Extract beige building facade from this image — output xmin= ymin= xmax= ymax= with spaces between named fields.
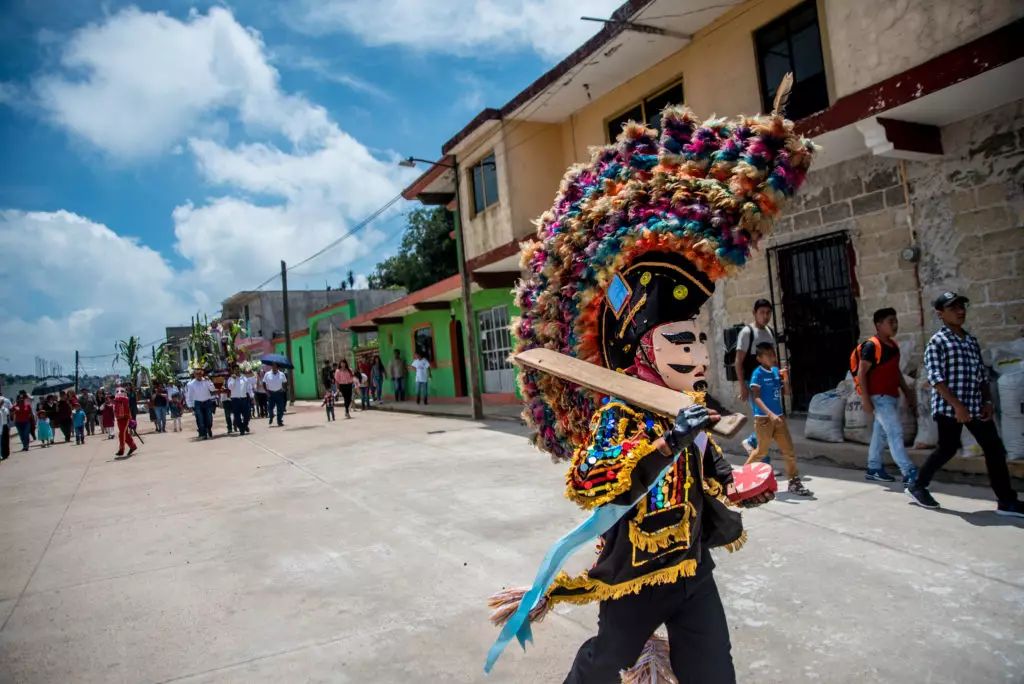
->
xmin=422 ymin=0 xmax=1023 ymax=411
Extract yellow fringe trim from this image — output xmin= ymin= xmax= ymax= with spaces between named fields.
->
xmin=546 ymin=558 xmax=700 ymax=608
xmin=627 ymin=503 xmax=695 ymax=553
xmin=722 ymin=530 xmax=748 ymax=553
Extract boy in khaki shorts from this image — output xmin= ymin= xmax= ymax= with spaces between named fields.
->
xmin=744 ymin=342 xmax=812 ymax=496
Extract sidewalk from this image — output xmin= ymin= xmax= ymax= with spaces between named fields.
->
xmin=294 ymin=398 xmax=525 ymax=422
xmin=717 ymin=416 xmax=1024 ymax=484
xmin=319 ymin=400 xmax=1024 ymax=484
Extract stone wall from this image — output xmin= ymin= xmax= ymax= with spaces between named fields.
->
xmin=710 ymin=98 xmax=1024 ymax=411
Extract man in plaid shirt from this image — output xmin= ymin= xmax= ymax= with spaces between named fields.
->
xmin=905 ymin=292 xmax=1021 ymax=516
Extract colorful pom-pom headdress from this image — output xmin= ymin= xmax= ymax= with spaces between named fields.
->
xmin=514 ymin=84 xmax=817 ymax=461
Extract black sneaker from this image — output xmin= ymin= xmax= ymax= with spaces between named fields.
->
xmin=995 ymin=501 xmax=1024 ymax=518
xmin=905 ymin=484 xmax=939 ymax=509
xmin=788 ymin=477 xmax=813 ymax=497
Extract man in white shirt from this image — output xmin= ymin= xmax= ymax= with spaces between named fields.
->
xmin=411 ymin=352 xmax=431 ymax=405
xmin=226 ymin=364 xmax=252 ymax=435
xmin=185 ymin=368 xmax=216 ymax=439
xmin=262 ymin=363 xmax=288 ymax=426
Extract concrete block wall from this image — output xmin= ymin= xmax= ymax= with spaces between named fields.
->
xmin=709 ymin=98 xmax=1024 ymax=411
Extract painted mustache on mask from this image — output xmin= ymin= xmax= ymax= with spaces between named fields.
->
xmin=668 ymin=364 xmax=697 ymax=374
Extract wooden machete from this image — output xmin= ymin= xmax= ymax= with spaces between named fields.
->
xmin=515 ymin=348 xmax=746 ymax=439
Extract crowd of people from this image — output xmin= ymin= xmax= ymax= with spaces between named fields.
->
xmin=726 ymin=293 xmax=1021 ymax=517
xmin=0 ymin=384 xmax=146 ymax=459
xmin=317 ymin=350 xmax=431 ymax=420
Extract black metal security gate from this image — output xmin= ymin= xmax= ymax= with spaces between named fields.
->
xmin=768 ymin=232 xmax=860 ymax=412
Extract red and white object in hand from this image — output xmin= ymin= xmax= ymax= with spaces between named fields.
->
xmin=727 ymin=462 xmax=778 ymax=503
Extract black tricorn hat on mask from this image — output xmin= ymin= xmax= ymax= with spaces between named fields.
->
xmin=600 ymin=251 xmax=715 ymax=372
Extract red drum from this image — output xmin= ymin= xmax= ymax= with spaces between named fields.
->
xmin=727 ymin=462 xmax=778 ymax=503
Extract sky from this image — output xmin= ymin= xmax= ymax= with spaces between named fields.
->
xmin=0 ymin=0 xmax=622 ymax=375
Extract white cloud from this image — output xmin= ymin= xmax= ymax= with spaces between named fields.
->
xmin=293 ymin=0 xmax=624 ymax=60
xmin=0 ymin=210 xmax=198 ymax=373
xmin=2 ymin=7 xmax=422 ymax=374
xmin=271 ymin=49 xmax=392 ymax=100
xmin=33 ymin=6 xmax=334 ymax=159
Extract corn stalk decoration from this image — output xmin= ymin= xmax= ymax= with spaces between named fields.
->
xmin=187 ymin=313 xmax=215 ymax=372
xmin=224 ymin=321 xmax=244 ymax=364
xmin=113 ymin=336 xmax=142 ymax=387
xmin=149 ymin=343 xmax=176 ymax=386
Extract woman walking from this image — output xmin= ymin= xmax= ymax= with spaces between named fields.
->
xmin=334 ymin=360 xmax=355 ymax=419
xmin=152 ymin=384 xmax=168 ymax=433
xmin=57 ymin=391 xmax=73 ymax=442
xmin=13 ymin=395 xmax=34 ymax=451
xmin=371 ymin=355 xmax=386 ymax=403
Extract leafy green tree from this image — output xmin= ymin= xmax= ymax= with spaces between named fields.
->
xmin=368 ymin=208 xmax=457 ymax=292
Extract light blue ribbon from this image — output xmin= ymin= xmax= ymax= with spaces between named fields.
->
xmin=484 ymin=433 xmax=709 ymax=674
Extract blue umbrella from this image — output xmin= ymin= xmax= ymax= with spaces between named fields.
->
xmin=260 ymin=354 xmax=294 ymax=369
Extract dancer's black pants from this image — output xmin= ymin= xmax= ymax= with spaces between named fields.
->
xmin=563 ymin=556 xmax=735 ymax=684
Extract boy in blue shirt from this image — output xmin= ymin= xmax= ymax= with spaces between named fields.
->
xmin=72 ymin=403 xmax=87 ymax=445
xmin=743 ymin=342 xmax=812 ymax=496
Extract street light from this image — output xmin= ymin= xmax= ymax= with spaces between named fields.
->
xmin=399 ymin=155 xmax=485 ymax=420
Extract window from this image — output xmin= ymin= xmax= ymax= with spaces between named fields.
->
xmin=413 ymin=324 xmax=435 ymax=364
xmin=755 ymin=0 xmax=828 ymax=121
xmin=471 ymin=153 xmax=499 ymax=214
xmin=298 ymin=346 xmax=305 ymax=374
xmin=606 ymin=80 xmax=684 ymax=142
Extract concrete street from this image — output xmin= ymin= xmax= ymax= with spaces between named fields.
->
xmin=1 ymin=407 xmax=1022 ymax=684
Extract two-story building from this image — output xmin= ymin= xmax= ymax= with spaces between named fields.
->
xmin=350 ymin=0 xmax=1024 ymax=411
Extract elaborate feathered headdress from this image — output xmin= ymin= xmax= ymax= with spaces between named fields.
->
xmin=514 ymin=96 xmax=816 ymax=461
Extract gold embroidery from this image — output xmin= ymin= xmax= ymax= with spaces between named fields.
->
xmin=617 ymin=293 xmax=648 ymax=339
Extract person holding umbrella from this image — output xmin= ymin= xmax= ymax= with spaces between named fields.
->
xmin=262 ymin=362 xmax=288 ymax=427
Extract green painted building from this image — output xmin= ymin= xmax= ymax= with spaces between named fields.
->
xmin=341 ymin=274 xmax=522 ymax=404
xmin=273 ymin=292 xmax=407 ymax=400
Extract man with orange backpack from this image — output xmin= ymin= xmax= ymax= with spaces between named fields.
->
xmin=852 ymin=308 xmax=917 ymax=484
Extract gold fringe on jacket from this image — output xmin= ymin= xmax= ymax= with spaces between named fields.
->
xmin=546 ymin=557 xmax=700 ymax=608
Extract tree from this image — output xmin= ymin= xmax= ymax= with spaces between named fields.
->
xmin=368 ymin=207 xmax=457 ymax=292
xmin=113 ymin=336 xmax=142 ymax=387
xmin=347 ymin=270 xmax=355 ymax=289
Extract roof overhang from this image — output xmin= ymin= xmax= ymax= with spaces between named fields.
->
xmin=340 ymin=275 xmax=479 ymax=331
xmin=799 ymin=18 xmax=1024 ymax=169
xmin=401 ymin=155 xmax=457 ymax=204
xmin=442 ymin=0 xmax=740 ymax=153
xmin=221 ymin=290 xmax=258 ymax=309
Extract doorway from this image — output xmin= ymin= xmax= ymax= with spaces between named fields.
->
xmin=450 ymin=319 xmax=468 ymax=397
xmin=768 ymin=232 xmax=860 ymax=412
xmin=478 ymin=305 xmax=516 ymax=394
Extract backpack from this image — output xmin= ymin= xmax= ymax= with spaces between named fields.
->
xmin=723 ymin=324 xmax=754 ymax=382
xmin=850 ymin=336 xmax=899 ymax=396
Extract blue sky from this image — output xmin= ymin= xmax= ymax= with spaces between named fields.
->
xmin=0 ymin=0 xmax=620 ymax=374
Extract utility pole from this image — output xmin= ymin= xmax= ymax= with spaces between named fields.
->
xmin=281 ymin=260 xmax=295 ymax=404
xmin=75 ymin=351 xmax=80 ymax=392
xmin=451 ymin=157 xmax=485 ymax=420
